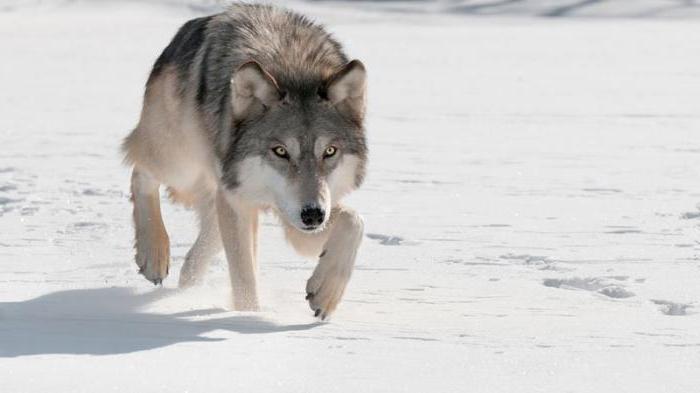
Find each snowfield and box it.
[1,1,700,392]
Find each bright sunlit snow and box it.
[1,1,700,392]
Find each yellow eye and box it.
[324,146,338,158]
[272,146,288,158]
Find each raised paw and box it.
[135,232,170,285]
[305,264,352,320]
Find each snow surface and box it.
[1,1,700,392]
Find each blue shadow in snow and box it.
[0,287,320,357]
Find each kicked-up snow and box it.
[1,1,700,392]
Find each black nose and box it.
[300,206,325,227]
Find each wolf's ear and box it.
[325,60,366,123]
[231,61,281,121]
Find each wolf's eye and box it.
[323,146,338,158]
[272,146,289,159]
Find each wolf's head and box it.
[219,60,367,233]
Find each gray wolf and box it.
[122,3,367,319]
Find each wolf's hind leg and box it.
[179,192,223,288]
[130,167,170,284]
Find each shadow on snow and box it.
[0,287,320,357]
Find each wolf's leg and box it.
[286,206,364,319]
[216,190,260,311]
[179,192,223,288]
[130,167,170,284]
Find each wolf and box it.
[122,4,367,319]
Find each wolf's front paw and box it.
[135,233,170,285]
[305,263,352,320]
[233,297,260,312]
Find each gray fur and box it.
[123,4,367,317]
[147,3,367,190]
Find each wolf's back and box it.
[146,3,350,137]
[202,4,349,101]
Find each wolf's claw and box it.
[314,309,321,317]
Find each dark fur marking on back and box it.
[197,43,212,105]
[148,15,213,85]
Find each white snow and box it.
[1,1,700,392]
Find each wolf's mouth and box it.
[300,223,327,233]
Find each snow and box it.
[2,1,700,392]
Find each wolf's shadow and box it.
[0,287,319,357]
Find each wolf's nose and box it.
[301,206,325,227]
